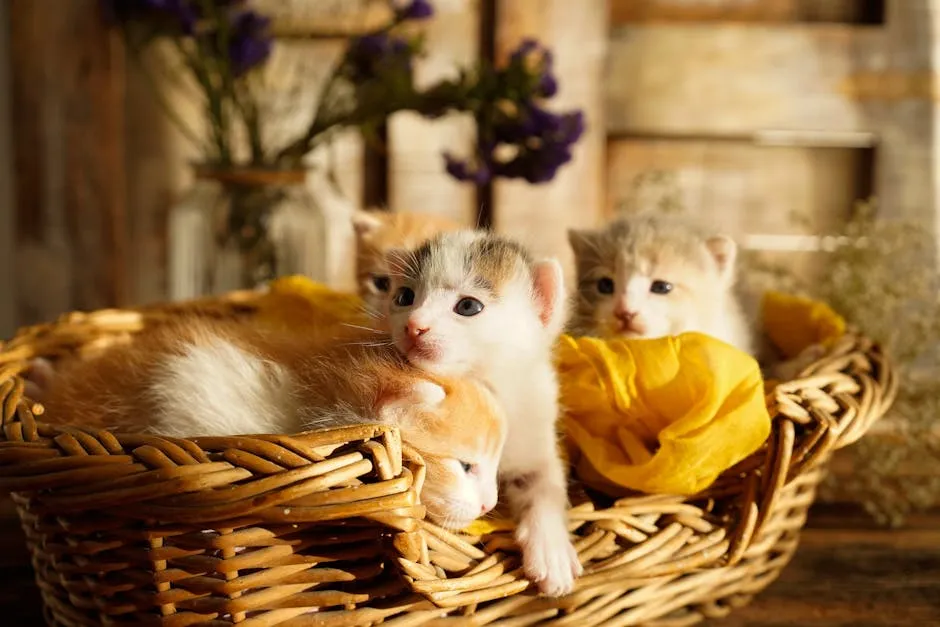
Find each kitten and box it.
[567,213,755,354]
[352,209,462,317]
[384,230,581,597]
[31,319,506,530]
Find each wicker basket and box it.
[0,293,897,626]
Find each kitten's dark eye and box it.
[596,277,615,295]
[459,461,476,473]
[454,297,484,317]
[394,286,416,307]
[650,280,673,295]
[372,275,391,293]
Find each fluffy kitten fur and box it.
[32,319,506,530]
[384,230,581,597]
[568,213,755,354]
[352,209,462,317]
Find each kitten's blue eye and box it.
[596,277,615,295]
[650,280,673,295]
[372,275,391,292]
[454,297,484,317]
[394,287,415,307]
[459,461,476,473]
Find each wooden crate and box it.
[1,0,936,340]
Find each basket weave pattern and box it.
[0,296,897,626]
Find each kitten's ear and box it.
[378,379,447,423]
[531,258,567,333]
[705,235,737,282]
[351,210,385,238]
[566,228,595,257]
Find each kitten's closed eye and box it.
[596,277,614,295]
[394,286,416,307]
[650,280,673,295]
[454,297,484,317]
[372,275,391,293]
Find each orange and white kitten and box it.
[385,230,581,597]
[32,319,506,530]
[352,209,462,317]
[567,213,755,354]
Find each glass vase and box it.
[168,166,328,300]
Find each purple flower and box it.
[227,11,273,76]
[478,105,585,185]
[507,38,559,101]
[538,73,558,98]
[444,153,492,185]
[345,32,414,83]
[396,0,434,20]
[510,39,541,65]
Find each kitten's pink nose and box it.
[614,306,637,323]
[406,320,430,339]
[480,502,493,515]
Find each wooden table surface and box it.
[1,503,937,626]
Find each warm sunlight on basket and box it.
[0,291,896,626]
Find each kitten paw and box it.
[516,514,582,597]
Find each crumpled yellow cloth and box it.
[240,277,846,536]
[557,333,770,498]
[761,290,846,359]
[252,275,371,332]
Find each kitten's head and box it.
[567,214,737,339]
[385,230,566,377]
[376,373,506,529]
[352,209,462,317]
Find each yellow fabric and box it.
[251,275,371,332]
[246,277,845,537]
[761,290,846,359]
[557,333,770,498]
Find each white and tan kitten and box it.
[384,230,581,597]
[567,213,755,354]
[30,319,507,530]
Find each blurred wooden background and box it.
[0,1,938,623]
[7,0,937,339]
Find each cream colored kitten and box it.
[31,319,507,530]
[352,209,462,316]
[567,213,755,354]
[384,230,581,597]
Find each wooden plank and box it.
[606,24,886,137]
[872,0,937,228]
[62,5,128,311]
[605,139,868,238]
[8,1,45,244]
[710,511,940,627]
[387,0,480,226]
[123,38,205,306]
[9,0,127,326]
[610,0,877,24]
[258,0,391,38]
[0,0,15,339]
[493,0,608,280]
[611,0,799,24]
